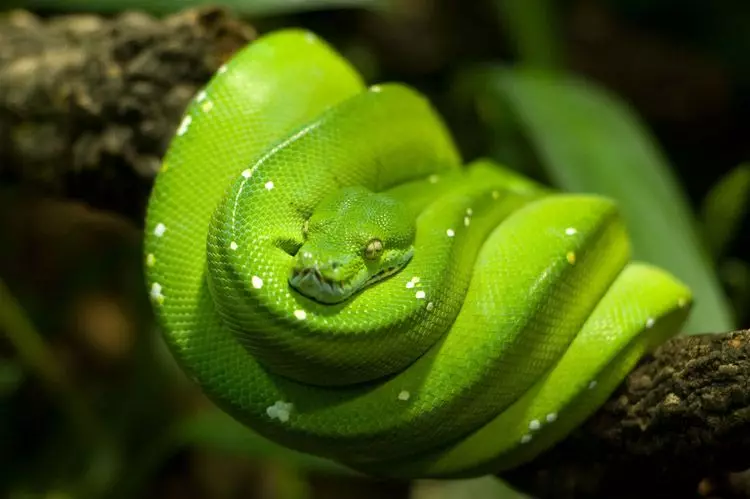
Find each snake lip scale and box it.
[288,265,351,304]
[289,255,411,304]
[145,28,694,479]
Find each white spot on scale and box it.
[520,434,532,444]
[464,216,471,227]
[195,90,207,102]
[154,223,166,237]
[415,290,426,300]
[406,276,420,289]
[242,169,252,178]
[294,309,307,320]
[646,318,655,328]
[528,419,541,431]
[177,115,192,136]
[251,276,263,289]
[146,254,156,267]
[217,64,228,74]
[565,227,577,236]
[230,241,238,251]
[446,228,455,237]
[546,412,557,423]
[150,283,164,304]
[406,281,415,289]
[265,180,275,190]
[588,380,597,390]
[426,301,434,311]
[201,100,213,113]
[370,85,382,93]
[266,400,293,422]
[304,32,317,43]
[398,390,410,401]
[428,174,439,184]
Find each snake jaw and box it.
[289,246,414,305]
[289,264,355,304]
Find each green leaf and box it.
[411,477,531,499]
[463,67,734,335]
[493,0,563,70]
[719,258,750,325]
[19,0,388,16]
[700,163,750,258]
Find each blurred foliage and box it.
[174,409,352,475]
[494,0,564,69]
[701,164,750,259]
[411,477,532,499]
[2,1,749,499]
[460,67,733,334]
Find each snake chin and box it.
[288,264,403,304]
[289,266,354,304]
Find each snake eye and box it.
[364,239,383,260]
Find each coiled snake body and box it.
[144,30,692,478]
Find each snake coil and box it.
[144,30,692,478]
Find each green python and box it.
[144,29,693,478]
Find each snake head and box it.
[289,186,415,304]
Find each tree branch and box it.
[503,329,750,499]
[2,7,748,499]
[0,6,255,222]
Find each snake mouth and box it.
[288,265,402,304]
[364,265,401,286]
[289,266,351,303]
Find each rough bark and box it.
[503,329,750,499]
[2,7,749,499]
[0,6,255,222]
